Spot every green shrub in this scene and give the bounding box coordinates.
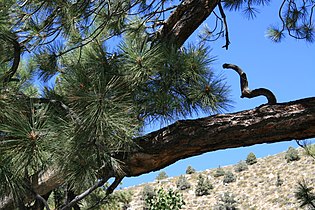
[195,174,213,196]
[246,152,257,165]
[155,171,168,180]
[304,144,315,158]
[285,147,300,162]
[234,161,248,172]
[176,175,191,190]
[294,179,315,209]
[82,188,133,210]
[185,165,196,174]
[213,192,238,210]
[213,166,225,177]
[145,188,185,210]
[223,171,236,184]
[142,185,156,201]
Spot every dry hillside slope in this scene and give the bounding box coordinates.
[122,147,315,210]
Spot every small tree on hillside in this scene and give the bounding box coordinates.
[213,192,238,210]
[213,166,225,177]
[195,174,213,196]
[246,152,257,165]
[223,171,236,184]
[285,147,300,162]
[156,171,168,181]
[234,161,248,172]
[186,166,196,174]
[176,175,191,190]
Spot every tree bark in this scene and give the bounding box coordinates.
[124,97,315,176]
[158,0,220,46]
[2,1,315,209]
[2,97,315,209]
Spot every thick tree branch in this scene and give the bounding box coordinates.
[123,97,315,176]
[223,63,277,104]
[158,0,220,45]
[1,97,315,209]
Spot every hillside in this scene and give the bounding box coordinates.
[120,147,315,210]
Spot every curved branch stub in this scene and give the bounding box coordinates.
[223,63,277,104]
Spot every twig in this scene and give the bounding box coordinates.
[60,179,107,210]
[218,1,230,50]
[87,176,123,210]
[223,63,277,104]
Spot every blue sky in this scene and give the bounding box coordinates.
[119,1,315,188]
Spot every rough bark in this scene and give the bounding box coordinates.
[123,97,315,176]
[2,97,315,209]
[158,0,220,46]
[2,0,315,209]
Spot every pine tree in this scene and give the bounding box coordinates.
[0,0,314,209]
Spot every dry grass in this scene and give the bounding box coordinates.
[123,148,315,209]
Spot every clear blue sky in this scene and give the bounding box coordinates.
[120,1,315,189]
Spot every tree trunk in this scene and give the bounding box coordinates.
[2,97,315,209]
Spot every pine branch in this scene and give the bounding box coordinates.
[60,179,107,210]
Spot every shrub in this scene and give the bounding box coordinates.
[246,152,257,165]
[294,179,315,209]
[185,165,196,174]
[223,171,236,184]
[285,147,300,162]
[304,144,315,158]
[83,188,133,210]
[234,161,248,172]
[195,174,213,196]
[155,171,168,180]
[213,192,238,210]
[213,166,225,177]
[142,185,156,201]
[176,175,191,190]
[276,173,283,187]
[145,188,185,210]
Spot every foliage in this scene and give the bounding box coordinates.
[176,175,191,190]
[186,165,196,174]
[294,179,315,209]
[234,161,248,172]
[223,0,315,42]
[156,171,168,181]
[82,188,133,210]
[213,192,238,210]
[246,152,257,165]
[223,171,236,184]
[213,166,225,177]
[285,147,300,162]
[195,174,213,196]
[298,141,315,159]
[0,0,314,207]
[142,185,156,201]
[275,173,284,187]
[145,188,185,210]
